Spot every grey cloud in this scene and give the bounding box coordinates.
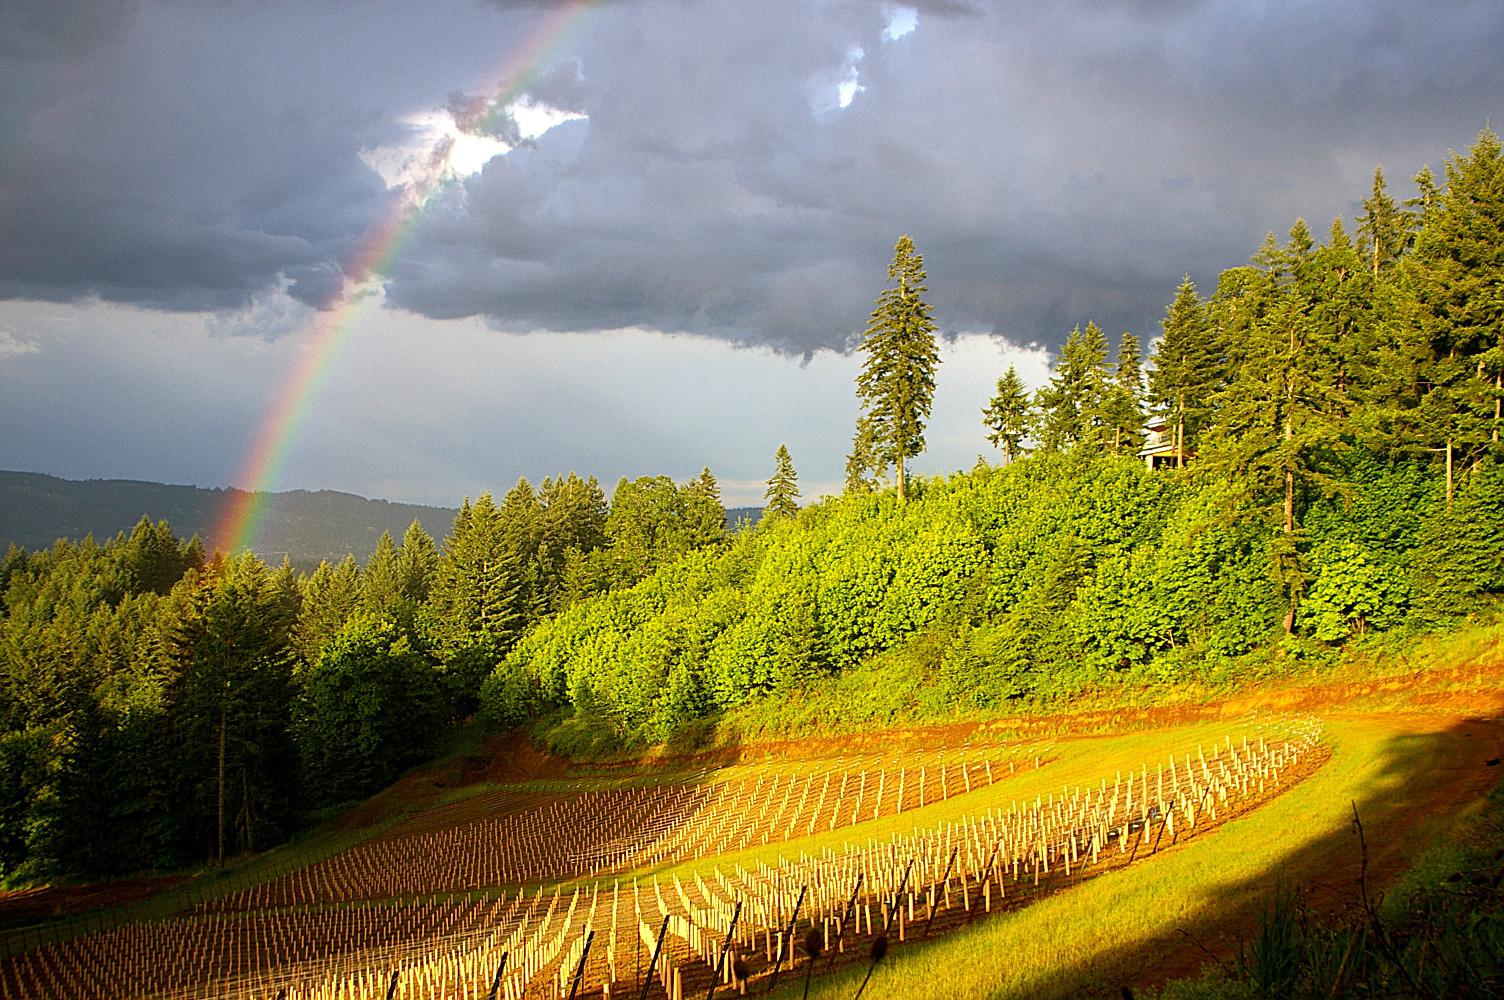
[380,0,1504,352]
[521,61,589,115]
[1,0,1501,354]
[0,1,141,61]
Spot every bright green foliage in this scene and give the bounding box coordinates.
[981,366,1030,463]
[764,445,800,519]
[1409,461,1504,620]
[488,456,1298,745]
[856,235,942,500]
[293,613,446,806]
[1300,540,1408,641]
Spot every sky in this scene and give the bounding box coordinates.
[1,1,1501,510]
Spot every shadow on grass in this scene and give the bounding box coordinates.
[773,714,1503,1000]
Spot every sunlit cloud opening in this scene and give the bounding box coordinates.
[882,7,918,42]
[837,46,866,109]
[359,98,586,193]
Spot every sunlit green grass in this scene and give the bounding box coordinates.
[765,716,1476,999]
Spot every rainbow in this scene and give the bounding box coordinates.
[211,0,597,557]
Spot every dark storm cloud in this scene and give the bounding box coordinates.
[1,0,1501,350]
[0,1,140,61]
[383,0,1504,350]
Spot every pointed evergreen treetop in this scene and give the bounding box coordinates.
[982,365,1031,463]
[855,234,941,501]
[764,444,801,520]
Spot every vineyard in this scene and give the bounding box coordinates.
[0,719,1333,999]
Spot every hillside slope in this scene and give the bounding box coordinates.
[0,470,456,565]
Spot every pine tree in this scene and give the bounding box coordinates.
[1356,166,1410,278]
[428,496,523,653]
[166,555,296,866]
[295,556,360,663]
[1205,219,1352,632]
[396,520,439,605]
[682,468,726,548]
[1405,127,1504,507]
[1072,321,1113,452]
[498,479,545,620]
[844,415,880,494]
[1033,322,1111,454]
[764,444,800,520]
[361,531,402,614]
[855,235,941,501]
[981,365,1031,463]
[1103,332,1146,454]
[1148,277,1218,466]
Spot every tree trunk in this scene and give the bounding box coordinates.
[216,704,226,869]
[1494,369,1501,444]
[1175,396,1184,468]
[1446,438,1454,512]
[896,456,907,502]
[242,765,254,855]
[1283,364,1297,634]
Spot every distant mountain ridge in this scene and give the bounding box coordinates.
[0,470,457,566]
[1,470,764,566]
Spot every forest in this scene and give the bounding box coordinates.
[1,128,1500,886]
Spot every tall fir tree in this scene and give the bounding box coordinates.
[764,445,801,520]
[396,520,439,605]
[1205,219,1352,632]
[1404,127,1504,507]
[682,468,726,549]
[981,365,1031,463]
[1032,322,1111,454]
[844,415,880,494]
[1103,332,1146,455]
[428,495,523,654]
[1355,166,1410,278]
[855,235,941,501]
[166,554,296,866]
[361,531,403,615]
[1148,276,1219,466]
[295,556,360,664]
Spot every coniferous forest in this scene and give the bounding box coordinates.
[2,128,1501,887]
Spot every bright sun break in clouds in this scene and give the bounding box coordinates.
[883,6,918,42]
[835,9,915,110]
[360,98,585,191]
[837,48,865,109]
